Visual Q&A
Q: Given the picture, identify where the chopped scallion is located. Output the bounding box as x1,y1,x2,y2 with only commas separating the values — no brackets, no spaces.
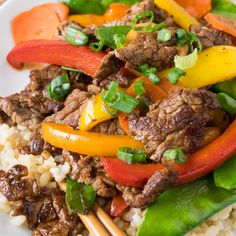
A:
176,29,188,46
163,148,187,164
61,66,82,73
134,80,146,95
187,32,202,52
150,21,167,33
89,40,105,52
113,34,126,48
157,28,172,43
131,11,154,32
139,64,160,85
48,74,71,101
117,147,146,164
167,68,186,84
66,26,88,46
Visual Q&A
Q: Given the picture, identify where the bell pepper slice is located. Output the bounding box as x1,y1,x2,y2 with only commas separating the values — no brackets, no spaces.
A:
79,93,114,131
110,195,129,217
137,176,236,236
177,45,236,88
101,119,236,187
154,0,200,31
7,40,105,77
42,122,144,157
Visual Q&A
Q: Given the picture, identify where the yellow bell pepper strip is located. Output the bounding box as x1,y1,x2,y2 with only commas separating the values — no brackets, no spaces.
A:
178,46,236,88
154,0,200,31
79,93,114,131
42,122,144,156
69,3,130,27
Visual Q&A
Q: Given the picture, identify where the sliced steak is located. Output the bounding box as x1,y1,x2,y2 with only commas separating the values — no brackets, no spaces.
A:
190,24,233,49
129,88,219,162
0,165,39,201
115,32,177,70
63,151,117,198
121,165,177,208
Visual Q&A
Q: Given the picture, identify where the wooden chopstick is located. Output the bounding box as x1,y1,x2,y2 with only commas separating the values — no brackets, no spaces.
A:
59,182,126,236
93,203,126,236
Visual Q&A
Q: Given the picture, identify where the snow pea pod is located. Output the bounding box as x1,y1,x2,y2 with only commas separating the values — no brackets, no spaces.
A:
216,93,236,115
214,155,236,190
137,176,236,236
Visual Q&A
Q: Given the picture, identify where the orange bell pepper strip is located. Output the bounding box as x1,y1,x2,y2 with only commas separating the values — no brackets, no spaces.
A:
110,195,129,217
101,119,236,188
7,40,105,77
42,122,144,157
204,13,236,38
175,0,211,19
104,3,131,22
69,14,105,27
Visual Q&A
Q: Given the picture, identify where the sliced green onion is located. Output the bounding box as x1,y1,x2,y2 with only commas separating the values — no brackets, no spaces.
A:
66,26,88,46
139,64,149,74
103,82,139,114
134,80,146,95
131,11,154,32
61,66,82,73
89,40,105,52
187,32,202,52
163,148,187,164
147,72,160,85
150,21,167,33
157,28,172,43
174,48,198,70
139,64,160,85
167,67,186,84
176,29,188,46
48,74,71,101
113,34,126,48
216,93,236,115
117,147,146,164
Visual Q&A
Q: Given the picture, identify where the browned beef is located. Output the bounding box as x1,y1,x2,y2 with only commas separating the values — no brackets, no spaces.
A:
120,165,177,208
63,151,117,198
190,24,233,49
129,88,218,162
0,165,39,201
115,32,177,70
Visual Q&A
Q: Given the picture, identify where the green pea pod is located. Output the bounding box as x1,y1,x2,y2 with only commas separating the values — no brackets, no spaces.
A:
96,26,131,49
212,78,236,100
216,93,236,115
137,176,236,236
212,0,236,19
62,0,106,14
214,155,236,190
66,177,96,214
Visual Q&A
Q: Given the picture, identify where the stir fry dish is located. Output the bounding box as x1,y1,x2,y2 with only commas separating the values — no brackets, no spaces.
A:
1,0,236,235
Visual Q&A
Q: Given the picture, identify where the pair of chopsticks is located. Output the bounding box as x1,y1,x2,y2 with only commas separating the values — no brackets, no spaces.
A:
59,182,126,236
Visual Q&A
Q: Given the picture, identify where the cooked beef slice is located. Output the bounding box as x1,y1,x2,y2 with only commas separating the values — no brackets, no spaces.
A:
190,24,233,49
115,32,177,70
120,165,177,208
63,151,117,198
91,119,126,135
129,88,219,162
0,165,39,201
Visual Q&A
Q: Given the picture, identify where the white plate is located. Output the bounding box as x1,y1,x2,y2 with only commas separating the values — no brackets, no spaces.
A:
0,1,57,235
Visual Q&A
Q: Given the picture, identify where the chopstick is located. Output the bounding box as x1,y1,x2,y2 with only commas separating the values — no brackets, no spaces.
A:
59,182,126,236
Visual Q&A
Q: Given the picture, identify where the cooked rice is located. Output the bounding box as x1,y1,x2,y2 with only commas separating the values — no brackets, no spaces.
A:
0,123,236,236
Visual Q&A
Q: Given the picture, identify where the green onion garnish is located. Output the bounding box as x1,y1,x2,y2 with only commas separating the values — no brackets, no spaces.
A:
113,34,126,48
48,74,71,101
139,64,160,85
103,82,139,114
163,148,187,164
131,11,154,32
176,29,188,46
117,147,146,164
187,32,202,52
157,28,172,43
167,68,186,84
61,66,82,73
150,21,167,33
134,80,146,95
89,40,105,52
65,26,88,46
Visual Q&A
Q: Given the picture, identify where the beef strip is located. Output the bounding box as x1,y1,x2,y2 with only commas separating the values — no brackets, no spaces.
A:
120,165,177,208
129,88,219,162
63,151,117,198
115,32,177,70
0,165,39,201
190,24,233,49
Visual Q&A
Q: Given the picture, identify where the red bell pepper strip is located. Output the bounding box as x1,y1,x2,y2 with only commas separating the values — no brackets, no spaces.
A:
101,119,236,188
110,195,129,217
7,40,105,77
